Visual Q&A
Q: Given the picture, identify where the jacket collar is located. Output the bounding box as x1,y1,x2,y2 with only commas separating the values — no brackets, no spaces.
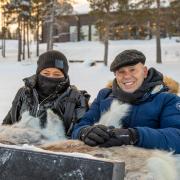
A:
23,75,37,89
137,84,169,104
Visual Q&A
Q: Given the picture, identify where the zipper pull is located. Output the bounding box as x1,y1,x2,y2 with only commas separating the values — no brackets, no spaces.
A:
36,104,40,117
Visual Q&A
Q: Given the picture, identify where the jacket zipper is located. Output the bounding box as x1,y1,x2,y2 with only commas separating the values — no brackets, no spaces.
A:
36,104,40,117
34,90,55,117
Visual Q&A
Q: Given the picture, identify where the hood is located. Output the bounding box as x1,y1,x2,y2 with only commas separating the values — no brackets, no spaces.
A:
106,76,179,95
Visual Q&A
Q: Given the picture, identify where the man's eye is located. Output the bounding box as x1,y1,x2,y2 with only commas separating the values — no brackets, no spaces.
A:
130,69,135,72
118,70,123,74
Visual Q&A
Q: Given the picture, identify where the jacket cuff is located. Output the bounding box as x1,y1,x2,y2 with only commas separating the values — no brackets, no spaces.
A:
128,128,139,145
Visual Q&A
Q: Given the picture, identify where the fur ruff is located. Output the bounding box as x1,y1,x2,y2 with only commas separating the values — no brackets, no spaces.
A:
163,76,179,94
106,76,180,95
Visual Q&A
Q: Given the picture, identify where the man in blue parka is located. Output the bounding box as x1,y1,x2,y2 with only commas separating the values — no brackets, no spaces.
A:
72,49,180,153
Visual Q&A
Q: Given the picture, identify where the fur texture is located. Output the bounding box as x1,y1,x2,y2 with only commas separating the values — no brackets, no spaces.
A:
97,100,130,127
41,140,178,180
40,101,178,180
106,76,180,95
0,109,67,145
0,100,179,179
163,76,179,94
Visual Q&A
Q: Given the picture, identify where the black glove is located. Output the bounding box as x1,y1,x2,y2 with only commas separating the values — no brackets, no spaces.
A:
79,125,110,146
100,128,138,147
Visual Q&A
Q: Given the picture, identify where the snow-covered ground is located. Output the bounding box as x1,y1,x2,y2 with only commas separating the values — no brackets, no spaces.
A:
0,38,179,122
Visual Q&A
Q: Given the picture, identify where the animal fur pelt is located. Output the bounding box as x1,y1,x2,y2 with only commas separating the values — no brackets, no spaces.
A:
0,109,67,145
41,140,178,180
0,101,126,145
106,76,180,95
0,101,179,179
40,101,179,180
97,100,130,127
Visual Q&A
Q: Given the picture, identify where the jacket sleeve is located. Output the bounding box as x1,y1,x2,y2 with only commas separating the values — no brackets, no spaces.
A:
2,87,24,125
2,109,12,125
71,89,105,139
74,91,90,122
136,94,180,154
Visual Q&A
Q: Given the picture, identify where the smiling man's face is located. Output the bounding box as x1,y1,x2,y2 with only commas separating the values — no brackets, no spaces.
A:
115,63,148,93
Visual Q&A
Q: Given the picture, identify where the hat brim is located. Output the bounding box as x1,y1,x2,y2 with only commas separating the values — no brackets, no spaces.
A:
110,60,145,72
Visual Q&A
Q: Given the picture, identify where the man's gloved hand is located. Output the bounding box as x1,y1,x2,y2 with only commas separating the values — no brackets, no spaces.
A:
100,128,138,147
79,125,110,146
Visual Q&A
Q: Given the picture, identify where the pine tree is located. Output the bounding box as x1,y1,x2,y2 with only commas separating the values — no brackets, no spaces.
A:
88,0,131,66
42,0,73,51
170,0,180,38
2,0,31,61
2,0,73,58
31,0,43,56
133,0,164,63
1,0,8,58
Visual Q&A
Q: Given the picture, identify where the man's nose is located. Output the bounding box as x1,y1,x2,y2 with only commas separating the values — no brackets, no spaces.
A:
123,71,132,78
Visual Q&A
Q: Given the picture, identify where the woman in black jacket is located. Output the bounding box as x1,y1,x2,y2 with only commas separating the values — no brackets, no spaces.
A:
2,50,89,137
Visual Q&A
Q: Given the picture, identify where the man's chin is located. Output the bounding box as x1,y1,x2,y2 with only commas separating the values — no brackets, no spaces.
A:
122,88,136,93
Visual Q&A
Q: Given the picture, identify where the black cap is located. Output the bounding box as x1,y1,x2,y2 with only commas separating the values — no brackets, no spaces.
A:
110,49,146,72
36,50,69,76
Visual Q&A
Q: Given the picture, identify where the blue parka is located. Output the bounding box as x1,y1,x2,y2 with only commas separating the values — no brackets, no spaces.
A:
72,86,180,154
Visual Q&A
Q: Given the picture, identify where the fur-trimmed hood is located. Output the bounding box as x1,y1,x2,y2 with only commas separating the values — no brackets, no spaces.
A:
106,76,180,95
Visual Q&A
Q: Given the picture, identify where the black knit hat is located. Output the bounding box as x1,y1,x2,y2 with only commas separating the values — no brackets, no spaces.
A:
36,50,69,76
110,49,146,72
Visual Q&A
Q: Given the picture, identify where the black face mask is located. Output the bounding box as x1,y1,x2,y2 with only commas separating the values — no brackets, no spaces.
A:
36,74,69,98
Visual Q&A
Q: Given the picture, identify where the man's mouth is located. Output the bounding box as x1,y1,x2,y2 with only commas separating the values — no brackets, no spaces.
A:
123,82,134,86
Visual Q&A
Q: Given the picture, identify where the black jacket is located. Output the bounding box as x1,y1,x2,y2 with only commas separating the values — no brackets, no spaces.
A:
2,75,89,136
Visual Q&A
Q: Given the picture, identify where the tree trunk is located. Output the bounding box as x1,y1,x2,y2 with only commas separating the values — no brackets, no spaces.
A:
1,39,3,57
156,0,162,63
2,13,6,58
88,25,91,41
18,19,22,62
2,39,6,58
36,6,40,57
2,28,6,57
36,22,40,56
104,39,109,66
77,16,81,41
47,0,55,51
22,21,26,60
103,22,109,66
156,32,161,63
27,22,30,59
